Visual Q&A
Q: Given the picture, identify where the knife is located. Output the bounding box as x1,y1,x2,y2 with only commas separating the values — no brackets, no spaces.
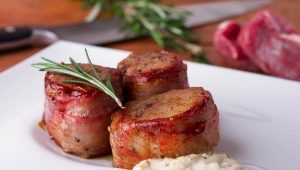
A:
0,0,270,51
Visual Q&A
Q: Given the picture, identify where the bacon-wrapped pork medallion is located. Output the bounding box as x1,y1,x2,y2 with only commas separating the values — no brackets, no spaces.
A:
43,64,123,158
109,87,220,169
117,51,189,101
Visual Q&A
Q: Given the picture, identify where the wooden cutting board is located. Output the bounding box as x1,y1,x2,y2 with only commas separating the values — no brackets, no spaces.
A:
1,0,300,72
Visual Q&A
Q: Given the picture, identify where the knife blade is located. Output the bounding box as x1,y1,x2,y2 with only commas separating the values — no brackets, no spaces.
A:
0,0,270,51
183,0,271,27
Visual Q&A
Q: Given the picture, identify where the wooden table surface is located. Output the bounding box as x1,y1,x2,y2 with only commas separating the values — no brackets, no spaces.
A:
1,0,300,73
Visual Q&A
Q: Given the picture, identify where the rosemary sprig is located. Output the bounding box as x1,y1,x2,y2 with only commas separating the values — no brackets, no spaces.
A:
32,48,124,108
82,0,206,63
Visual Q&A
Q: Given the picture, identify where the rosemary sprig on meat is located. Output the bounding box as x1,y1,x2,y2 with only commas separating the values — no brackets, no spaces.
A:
32,48,124,108
82,0,206,62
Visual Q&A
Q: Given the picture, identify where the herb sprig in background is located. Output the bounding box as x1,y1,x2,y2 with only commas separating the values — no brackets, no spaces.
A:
82,0,207,63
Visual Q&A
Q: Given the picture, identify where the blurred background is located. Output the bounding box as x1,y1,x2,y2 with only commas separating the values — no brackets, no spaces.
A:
0,0,299,73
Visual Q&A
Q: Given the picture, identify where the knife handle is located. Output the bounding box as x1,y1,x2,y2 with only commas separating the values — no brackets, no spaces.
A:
0,26,58,51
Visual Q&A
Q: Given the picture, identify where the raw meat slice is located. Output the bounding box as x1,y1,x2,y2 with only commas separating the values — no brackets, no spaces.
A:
214,21,260,72
239,9,300,80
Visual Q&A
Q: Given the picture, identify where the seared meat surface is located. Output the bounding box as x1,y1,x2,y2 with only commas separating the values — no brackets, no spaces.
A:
118,51,188,101
109,87,219,169
44,64,123,158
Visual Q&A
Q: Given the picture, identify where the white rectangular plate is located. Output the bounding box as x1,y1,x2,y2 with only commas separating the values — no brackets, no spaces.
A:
0,41,299,170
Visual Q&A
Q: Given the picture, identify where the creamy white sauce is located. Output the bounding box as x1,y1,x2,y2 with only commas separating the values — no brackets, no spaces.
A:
133,153,242,170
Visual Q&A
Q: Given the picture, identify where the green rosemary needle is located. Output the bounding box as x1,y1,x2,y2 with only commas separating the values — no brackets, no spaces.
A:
32,48,124,108
82,0,206,63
